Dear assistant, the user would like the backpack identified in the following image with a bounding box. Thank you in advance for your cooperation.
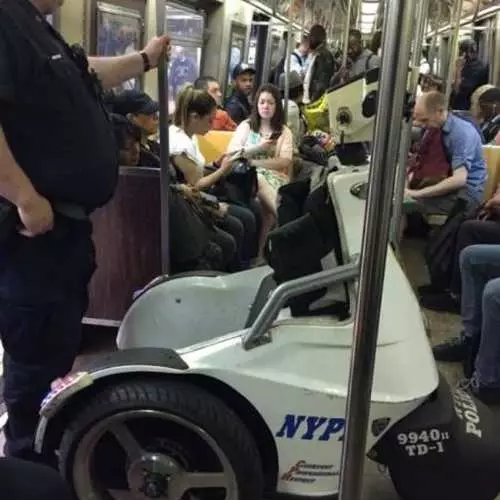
[205,159,258,207]
[424,195,480,287]
[410,112,484,189]
[270,52,303,86]
[266,167,350,318]
[408,128,451,189]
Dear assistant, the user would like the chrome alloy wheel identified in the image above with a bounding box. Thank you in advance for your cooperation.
[71,410,238,500]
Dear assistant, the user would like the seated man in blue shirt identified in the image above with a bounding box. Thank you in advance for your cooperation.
[406,91,486,214]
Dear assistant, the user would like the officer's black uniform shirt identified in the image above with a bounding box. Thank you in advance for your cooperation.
[0,0,119,212]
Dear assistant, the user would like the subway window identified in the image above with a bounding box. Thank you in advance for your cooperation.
[166,3,205,113]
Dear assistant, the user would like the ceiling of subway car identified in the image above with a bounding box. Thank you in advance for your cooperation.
[260,0,499,36]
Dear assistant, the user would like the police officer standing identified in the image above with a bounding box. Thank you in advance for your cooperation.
[0,0,170,462]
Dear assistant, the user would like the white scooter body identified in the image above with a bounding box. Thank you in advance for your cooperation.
[109,166,439,496]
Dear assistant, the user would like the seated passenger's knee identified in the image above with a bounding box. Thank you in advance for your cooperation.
[460,244,481,268]
[482,278,500,306]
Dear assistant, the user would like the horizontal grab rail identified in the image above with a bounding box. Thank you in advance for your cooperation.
[242,262,360,350]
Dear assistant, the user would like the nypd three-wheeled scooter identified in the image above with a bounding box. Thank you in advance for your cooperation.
[33,0,500,499]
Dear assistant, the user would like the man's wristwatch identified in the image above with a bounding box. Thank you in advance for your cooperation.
[140,51,151,72]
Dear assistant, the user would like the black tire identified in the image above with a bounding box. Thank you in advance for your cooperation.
[58,378,264,500]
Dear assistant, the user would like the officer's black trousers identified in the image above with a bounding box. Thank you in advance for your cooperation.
[0,457,74,499]
[0,216,95,461]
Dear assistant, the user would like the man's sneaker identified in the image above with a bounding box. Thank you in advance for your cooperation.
[458,374,500,406]
[420,292,460,314]
[433,335,468,362]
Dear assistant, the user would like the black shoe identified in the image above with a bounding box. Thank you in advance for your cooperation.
[473,385,500,405]
[463,334,480,380]
[420,292,460,314]
[460,375,500,406]
[433,335,468,362]
[418,284,445,295]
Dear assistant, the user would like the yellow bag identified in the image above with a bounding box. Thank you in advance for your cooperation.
[303,93,330,133]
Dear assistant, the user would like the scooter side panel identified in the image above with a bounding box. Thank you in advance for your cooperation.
[117,266,273,351]
[182,320,438,497]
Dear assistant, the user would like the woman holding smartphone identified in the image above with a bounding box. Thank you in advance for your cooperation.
[227,83,294,260]
[169,85,257,270]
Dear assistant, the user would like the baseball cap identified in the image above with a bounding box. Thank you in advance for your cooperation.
[232,63,256,80]
[279,71,303,91]
[110,89,159,116]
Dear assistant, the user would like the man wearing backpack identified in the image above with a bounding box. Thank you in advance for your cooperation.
[289,35,309,79]
[405,91,486,215]
[269,35,309,87]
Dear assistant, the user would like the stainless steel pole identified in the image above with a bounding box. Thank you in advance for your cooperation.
[428,2,440,72]
[156,0,170,274]
[284,22,293,122]
[341,0,354,67]
[390,0,430,249]
[337,0,417,498]
[261,18,275,84]
[445,0,465,105]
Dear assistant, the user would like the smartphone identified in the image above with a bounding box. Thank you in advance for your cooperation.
[227,149,245,162]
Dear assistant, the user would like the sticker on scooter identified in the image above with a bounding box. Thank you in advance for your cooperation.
[397,428,451,457]
[40,372,93,416]
[453,388,482,438]
[275,414,346,441]
[281,460,340,483]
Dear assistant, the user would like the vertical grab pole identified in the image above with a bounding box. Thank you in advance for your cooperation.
[445,0,465,106]
[283,18,293,122]
[390,0,430,249]
[341,0,354,68]
[156,0,170,274]
[428,2,440,72]
[337,0,417,499]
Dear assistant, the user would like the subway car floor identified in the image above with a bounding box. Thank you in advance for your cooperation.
[0,238,495,499]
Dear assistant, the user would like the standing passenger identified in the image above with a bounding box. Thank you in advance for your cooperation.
[303,25,336,104]
[331,29,380,85]
[290,35,310,78]
[451,39,489,111]
[0,0,170,462]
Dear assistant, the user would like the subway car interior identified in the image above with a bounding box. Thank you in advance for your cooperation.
[2,0,500,498]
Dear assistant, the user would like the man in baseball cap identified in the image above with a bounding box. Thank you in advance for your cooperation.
[226,63,256,124]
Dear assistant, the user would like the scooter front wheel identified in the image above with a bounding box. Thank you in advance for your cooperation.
[57,378,264,500]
